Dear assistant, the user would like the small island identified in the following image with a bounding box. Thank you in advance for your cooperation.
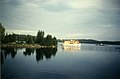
[0,23,57,48]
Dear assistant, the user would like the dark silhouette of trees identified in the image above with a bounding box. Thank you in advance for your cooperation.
[45,34,53,46]
[36,30,58,46]
[36,30,45,45]
[3,33,16,43]
[52,37,57,46]
[2,33,36,44]
[0,23,58,46]
[0,23,35,44]
[0,23,5,44]
[26,35,34,44]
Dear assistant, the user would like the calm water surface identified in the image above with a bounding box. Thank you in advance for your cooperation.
[1,43,120,79]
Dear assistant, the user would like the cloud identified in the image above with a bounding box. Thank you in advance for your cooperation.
[0,0,22,6]
[38,0,102,12]
[23,3,39,8]
[67,0,101,9]
[41,4,71,12]
[40,0,101,10]
[6,29,37,35]
[0,0,120,41]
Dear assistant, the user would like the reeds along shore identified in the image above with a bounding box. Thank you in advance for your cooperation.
[0,44,57,48]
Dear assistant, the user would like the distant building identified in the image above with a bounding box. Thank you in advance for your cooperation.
[16,41,26,44]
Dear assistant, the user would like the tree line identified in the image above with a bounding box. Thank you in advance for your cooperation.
[0,23,5,44]
[0,23,57,46]
[36,30,57,46]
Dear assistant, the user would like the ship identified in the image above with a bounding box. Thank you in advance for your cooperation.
[63,40,81,47]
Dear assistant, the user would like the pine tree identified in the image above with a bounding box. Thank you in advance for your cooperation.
[36,30,45,45]
[0,23,5,44]
[45,34,53,46]
[26,35,33,44]
[36,30,58,46]
[52,37,57,46]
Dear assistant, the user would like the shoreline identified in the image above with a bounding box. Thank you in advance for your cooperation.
[0,44,57,48]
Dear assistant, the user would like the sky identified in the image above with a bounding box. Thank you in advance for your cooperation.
[0,0,120,41]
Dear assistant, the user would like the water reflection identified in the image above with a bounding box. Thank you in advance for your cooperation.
[61,45,120,52]
[80,45,120,52]
[36,48,57,62]
[1,48,17,64]
[1,47,57,64]
[62,46,80,52]
[23,48,34,56]
[1,44,120,79]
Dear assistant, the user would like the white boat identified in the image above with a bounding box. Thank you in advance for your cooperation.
[63,40,81,47]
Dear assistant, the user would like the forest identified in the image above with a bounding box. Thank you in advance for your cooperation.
[0,23,57,46]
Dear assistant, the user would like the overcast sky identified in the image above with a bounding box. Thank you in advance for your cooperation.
[0,0,120,41]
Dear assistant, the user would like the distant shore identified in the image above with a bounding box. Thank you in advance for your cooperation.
[0,44,57,48]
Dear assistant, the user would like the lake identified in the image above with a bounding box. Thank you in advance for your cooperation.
[1,43,120,79]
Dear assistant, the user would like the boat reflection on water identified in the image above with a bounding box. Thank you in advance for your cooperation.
[62,46,81,52]
[61,44,120,52]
